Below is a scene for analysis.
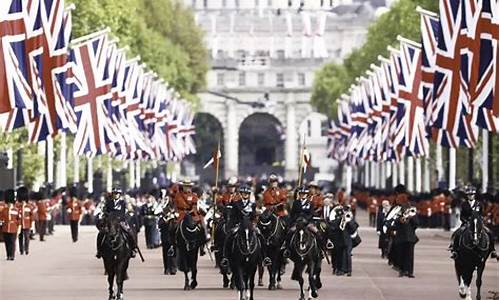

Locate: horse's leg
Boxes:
[183,271,191,290]
[223,272,230,288]
[475,263,485,300]
[190,251,198,290]
[258,263,264,286]
[315,259,322,290]
[268,262,276,290]
[107,266,115,300]
[249,267,256,300]
[276,255,283,289]
[309,261,318,299]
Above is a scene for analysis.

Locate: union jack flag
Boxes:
[397,38,429,157]
[28,0,77,142]
[463,0,499,132]
[432,0,478,148]
[388,47,406,161]
[69,32,113,156]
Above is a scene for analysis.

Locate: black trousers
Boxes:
[4,232,17,259]
[38,220,47,241]
[398,242,415,275]
[19,229,30,254]
[70,220,79,242]
[48,218,55,234]
[145,225,156,248]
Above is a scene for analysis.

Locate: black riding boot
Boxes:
[96,232,104,258]
[257,232,271,266]
[220,232,235,269]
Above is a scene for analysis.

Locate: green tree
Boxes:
[68,0,207,100]
[312,0,439,117]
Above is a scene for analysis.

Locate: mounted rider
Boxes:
[174,179,208,255]
[449,184,498,259]
[308,181,324,218]
[263,174,288,219]
[283,186,318,258]
[216,176,240,208]
[96,188,138,259]
[220,185,272,268]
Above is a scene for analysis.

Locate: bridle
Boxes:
[291,226,316,260]
[236,228,259,256]
[178,218,200,251]
[259,213,280,246]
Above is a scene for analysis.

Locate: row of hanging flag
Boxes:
[328,0,498,165]
[0,0,196,161]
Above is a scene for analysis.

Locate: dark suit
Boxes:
[394,217,418,275]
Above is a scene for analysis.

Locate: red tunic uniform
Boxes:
[310,193,324,210]
[37,199,49,221]
[67,198,82,222]
[17,202,35,230]
[1,204,20,233]
[217,192,240,206]
[263,187,287,217]
[175,191,200,223]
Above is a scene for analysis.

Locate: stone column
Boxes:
[87,157,93,193]
[106,158,112,192]
[392,161,398,187]
[415,157,422,192]
[345,165,352,195]
[225,100,238,178]
[128,160,135,190]
[285,94,298,180]
[56,133,67,188]
[398,158,405,185]
[449,148,456,189]
[135,160,141,188]
[46,138,54,184]
[407,156,414,192]
[481,129,488,192]
[423,155,430,192]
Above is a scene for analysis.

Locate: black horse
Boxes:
[213,206,234,288]
[101,213,133,300]
[454,211,492,300]
[176,213,204,290]
[229,218,261,300]
[289,217,321,300]
[257,209,286,290]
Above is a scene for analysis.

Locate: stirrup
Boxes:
[326,240,334,250]
[167,246,175,257]
[221,258,229,268]
[283,249,290,258]
[263,257,272,266]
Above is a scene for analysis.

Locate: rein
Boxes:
[259,214,280,246]
[236,230,259,256]
[291,229,316,260]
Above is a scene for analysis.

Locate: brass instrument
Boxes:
[340,210,353,231]
[401,206,417,223]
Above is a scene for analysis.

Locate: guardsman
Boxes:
[263,174,288,218]
[0,190,5,242]
[175,179,207,255]
[16,186,35,255]
[217,177,240,208]
[309,181,324,217]
[368,192,378,227]
[35,190,49,241]
[66,186,82,242]
[141,191,159,249]
[1,189,19,260]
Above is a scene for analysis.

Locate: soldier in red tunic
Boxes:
[1,189,19,260]
[175,179,207,255]
[216,176,240,208]
[16,186,35,255]
[66,186,82,242]
[262,174,288,219]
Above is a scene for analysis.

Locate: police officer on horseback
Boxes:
[283,185,318,258]
[449,184,498,260]
[96,188,138,259]
[220,185,272,268]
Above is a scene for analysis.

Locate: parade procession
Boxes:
[0,0,498,300]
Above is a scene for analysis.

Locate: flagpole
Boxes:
[214,138,221,190]
[297,134,306,188]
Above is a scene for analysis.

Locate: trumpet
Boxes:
[401,206,417,222]
[340,210,353,231]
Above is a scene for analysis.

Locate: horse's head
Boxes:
[468,211,484,246]
[236,218,258,256]
[258,209,275,233]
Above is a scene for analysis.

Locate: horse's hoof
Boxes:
[311,290,318,298]
[190,281,198,290]
[316,280,322,289]
[258,279,263,286]
[459,292,466,299]
[268,284,276,290]
[276,282,283,290]
[184,285,191,291]
[108,295,115,300]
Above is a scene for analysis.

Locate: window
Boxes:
[217,73,225,86]
[276,50,285,59]
[276,73,284,87]
[298,73,306,86]
[216,49,224,59]
[238,72,246,86]
[192,0,196,8]
[236,50,246,58]
[203,0,207,8]
[222,0,227,7]
[258,73,265,86]
[268,0,272,6]
[307,120,312,137]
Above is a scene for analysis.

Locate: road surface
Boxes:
[0,210,498,300]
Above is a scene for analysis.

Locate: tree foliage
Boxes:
[312,0,439,118]
[69,0,208,101]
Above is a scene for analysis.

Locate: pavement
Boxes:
[0,210,498,300]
